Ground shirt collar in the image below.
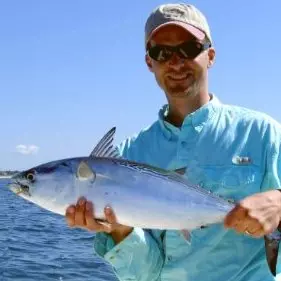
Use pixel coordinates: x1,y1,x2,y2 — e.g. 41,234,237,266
158,94,221,139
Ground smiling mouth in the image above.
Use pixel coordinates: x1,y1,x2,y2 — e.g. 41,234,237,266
167,73,192,81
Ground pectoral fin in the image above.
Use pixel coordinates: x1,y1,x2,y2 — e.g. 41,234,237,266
77,161,95,182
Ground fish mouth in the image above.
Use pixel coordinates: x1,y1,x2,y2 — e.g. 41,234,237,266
9,181,31,197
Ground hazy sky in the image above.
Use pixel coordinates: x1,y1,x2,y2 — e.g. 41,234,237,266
1,0,280,170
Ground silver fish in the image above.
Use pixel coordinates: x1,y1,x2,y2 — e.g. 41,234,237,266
9,127,281,276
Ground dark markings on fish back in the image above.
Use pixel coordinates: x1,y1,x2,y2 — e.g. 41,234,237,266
97,157,234,208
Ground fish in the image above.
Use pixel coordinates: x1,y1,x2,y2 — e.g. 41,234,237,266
8,127,281,276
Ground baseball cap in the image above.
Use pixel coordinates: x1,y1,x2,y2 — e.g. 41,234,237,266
145,3,212,49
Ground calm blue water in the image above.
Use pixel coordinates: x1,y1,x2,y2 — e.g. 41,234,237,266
0,179,117,281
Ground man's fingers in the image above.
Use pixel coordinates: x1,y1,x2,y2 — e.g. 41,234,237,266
224,191,281,237
225,205,277,235
246,225,264,238
74,197,87,226
224,204,247,228
244,218,261,233
65,199,125,234
84,201,112,232
85,201,94,224
65,205,76,227
85,201,102,230
233,216,260,234
104,206,117,224
251,228,265,238
249,210,279,234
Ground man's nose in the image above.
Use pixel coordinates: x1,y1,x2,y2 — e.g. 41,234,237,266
168,53,185,70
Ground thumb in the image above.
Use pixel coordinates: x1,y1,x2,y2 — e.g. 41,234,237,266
104,206,118,224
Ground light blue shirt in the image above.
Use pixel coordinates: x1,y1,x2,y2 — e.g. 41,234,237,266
94,94,281,281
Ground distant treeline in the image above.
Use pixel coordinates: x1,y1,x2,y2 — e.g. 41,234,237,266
0,170,20,176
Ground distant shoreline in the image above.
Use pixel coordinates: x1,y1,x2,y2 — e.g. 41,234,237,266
0,171,19,178
0,176,12,179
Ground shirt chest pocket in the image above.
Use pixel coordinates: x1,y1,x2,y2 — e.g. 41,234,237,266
185,164,262,202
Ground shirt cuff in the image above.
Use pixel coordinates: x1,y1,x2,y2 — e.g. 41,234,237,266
94,228,146,264
94,231,116,258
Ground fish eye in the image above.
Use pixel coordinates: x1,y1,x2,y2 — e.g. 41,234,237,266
26,172,35,181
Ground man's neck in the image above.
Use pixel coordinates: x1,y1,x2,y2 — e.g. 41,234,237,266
165,93,211,127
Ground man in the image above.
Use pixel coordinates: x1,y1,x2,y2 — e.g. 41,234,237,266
65,3,281,281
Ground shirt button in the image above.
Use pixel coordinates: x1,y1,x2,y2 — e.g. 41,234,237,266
167,255,173,261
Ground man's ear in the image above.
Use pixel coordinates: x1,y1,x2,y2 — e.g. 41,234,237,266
207,47,216,68
145,54,153,72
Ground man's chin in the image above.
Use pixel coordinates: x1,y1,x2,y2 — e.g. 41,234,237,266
167,87,192,98
165,81,199,98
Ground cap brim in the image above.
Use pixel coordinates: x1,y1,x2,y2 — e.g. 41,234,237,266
146,22,205,46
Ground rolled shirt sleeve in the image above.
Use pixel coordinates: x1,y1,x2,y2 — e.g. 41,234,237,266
94,228,164,281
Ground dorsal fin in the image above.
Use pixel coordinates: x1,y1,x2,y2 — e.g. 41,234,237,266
89,127,121,158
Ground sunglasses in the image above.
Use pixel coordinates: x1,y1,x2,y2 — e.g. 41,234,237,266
147,41,211,62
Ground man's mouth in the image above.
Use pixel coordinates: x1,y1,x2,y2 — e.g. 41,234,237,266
167,73,192,81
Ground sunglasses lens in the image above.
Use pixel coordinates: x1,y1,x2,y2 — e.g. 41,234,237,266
148,42,209,61
148,46,173,62
179,42,203,59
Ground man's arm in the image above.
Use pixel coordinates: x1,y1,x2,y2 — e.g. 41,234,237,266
65,197,164,281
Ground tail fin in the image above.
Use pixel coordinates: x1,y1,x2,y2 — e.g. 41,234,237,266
265,228,281,276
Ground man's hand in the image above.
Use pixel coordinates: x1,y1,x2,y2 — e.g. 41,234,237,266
65,197,133,244
224,190,281,237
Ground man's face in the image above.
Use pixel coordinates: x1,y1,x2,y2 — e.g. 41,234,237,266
146,25,215,98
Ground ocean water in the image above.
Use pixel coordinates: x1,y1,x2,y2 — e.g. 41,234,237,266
0,179,117,281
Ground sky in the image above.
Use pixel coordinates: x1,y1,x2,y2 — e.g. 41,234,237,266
0,0,280,171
